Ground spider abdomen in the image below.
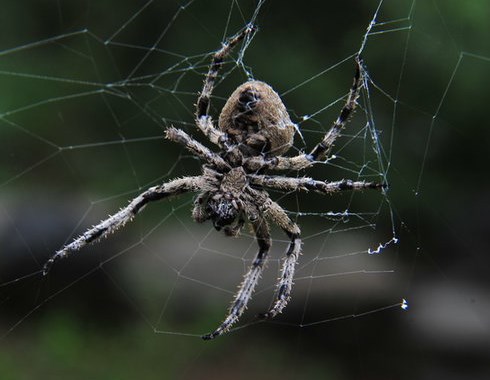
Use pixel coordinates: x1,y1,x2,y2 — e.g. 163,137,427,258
218,80,296,156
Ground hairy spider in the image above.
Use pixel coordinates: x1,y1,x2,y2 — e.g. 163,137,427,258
43,25,384,340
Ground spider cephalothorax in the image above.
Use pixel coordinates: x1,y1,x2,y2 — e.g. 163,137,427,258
198,167,248,234
43,25,385,340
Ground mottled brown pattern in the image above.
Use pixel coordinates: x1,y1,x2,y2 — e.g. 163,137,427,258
219,81,296,155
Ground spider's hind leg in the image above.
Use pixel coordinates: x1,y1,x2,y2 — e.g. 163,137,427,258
196,25,255,119
195,25,255,147
309,55,364,162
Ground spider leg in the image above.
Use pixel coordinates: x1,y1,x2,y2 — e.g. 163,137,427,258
244,154,314,172
195,25,255,147
42,176,205,275
244,56,364,172
196,25,255,119
309,55,363,162
202,213,271,340
249,174,385,193
248,173,384,319
260,198,302,319
165,127,229,170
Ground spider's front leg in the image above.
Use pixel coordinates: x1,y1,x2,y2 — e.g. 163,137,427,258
202,212,271,340
42,176,205,275
259,198,302,319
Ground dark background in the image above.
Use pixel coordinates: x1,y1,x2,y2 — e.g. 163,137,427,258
1,1,489,379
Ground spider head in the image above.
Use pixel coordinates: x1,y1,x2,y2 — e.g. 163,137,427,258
218,81,296,156
207,195,240,232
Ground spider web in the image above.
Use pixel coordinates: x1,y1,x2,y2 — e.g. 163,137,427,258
1,0,489,378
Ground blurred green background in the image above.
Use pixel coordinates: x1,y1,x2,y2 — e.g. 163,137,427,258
1,1,489,379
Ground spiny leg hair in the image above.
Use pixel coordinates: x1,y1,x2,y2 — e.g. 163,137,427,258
42,176,204,275
165,127,229,170
196,25,255,147
259,197,302,319
309,55,364,161
202,212,271,340
249,174,385,194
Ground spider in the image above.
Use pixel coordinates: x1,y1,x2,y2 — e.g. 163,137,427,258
42,25,385,340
